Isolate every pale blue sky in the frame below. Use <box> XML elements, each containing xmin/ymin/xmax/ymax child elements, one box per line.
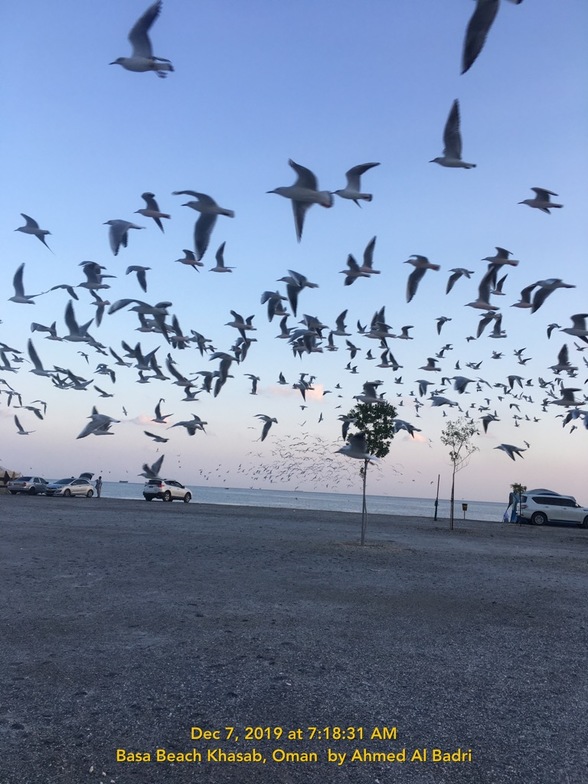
<box><xmin>1</xmin><ymin>1</ymin><xmax>587</xmax><ymax>502</ymax></box>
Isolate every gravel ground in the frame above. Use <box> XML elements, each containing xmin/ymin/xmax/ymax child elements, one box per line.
<box><xmin>1</xmin><ymin>495</ymin><xmax>587</xmax><ymax>784</ymax></box>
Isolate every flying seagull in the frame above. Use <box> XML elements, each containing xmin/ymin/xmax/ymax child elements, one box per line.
<box><xmin>336</xmin><ymin>432</ymin><xmax>378</xmax><ymax>462</ymax></box>
<box><xmin>430</xmin><ymin>99</ymin><xmax>476</xmax><ymax>168</ymax></box>
<box><xmin>139</xmin><ymin>454</ymin><xmax>165</xmax><ymax>479</ymax></box>
<box><xmin>9</xmin><ymin>264</ymin><xmax>38</xmax><ymax>304</ymax></box>
<box><xmin>404</xmin><ymin>256</ymin><xmax>441</xmax><ymax>303</ymax></box>
<box><xmin>15</xmin><ymin>214</ymin><xmax>52</xmax><ymax>251</ymax></box>
<box><xmin>135</xmin><ymin>192</ymin><xmax>170</xmax><ymax>230</ymax></box>
<box><xmin>174</xmin><ymin>191</ymin><xmax>235</xmax><ymax>261</ymax></box>
<box><xmin>210</xmin><ymin>242</ymin><xmax>234</xmax><ymax>272</ymax></box>
<box><xmin>104</xmin><ymin>220</ymin><xmax>145</xmax><ymax>256</ymax></box>
<box><xmin>519</xmin><ymin>188</ymin><xmax>563</xmax><ymax>214</ymax></box>
<box><xmin>494</xmin><ymin>443</ymin><xmax>526</xmax><ymax>461</ymax></box>
<box><xmin>332</xmin><ymin>162</ymin><xmax>380</xmax><ymax>206</ymax></box>
<box><xmin>110</xmin><ymin>1</ymin><xmax>174</xmax><ymax>78</ymax></box>
<box><xmin>14</xmin><ymin>414</ymin><xmax>35</xmax><ymax>436</ymax></box>
<box><xmin>255</xmin><ymin>414</ymin><xmax>278</xmax><ymax>442</ymax></box>
<box><xmin>268</xmin><ymin>159</ymin><xmax>333</xmax><ymax>241</ymax></box>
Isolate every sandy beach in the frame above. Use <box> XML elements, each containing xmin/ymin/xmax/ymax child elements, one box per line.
<box><xmin>1</xmin><ymin>495</ymin><xmax>587</xmax><ymax>783</ymax></box>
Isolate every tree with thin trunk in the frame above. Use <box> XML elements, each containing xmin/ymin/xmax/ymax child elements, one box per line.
<box><xmin>440</xmin><ymin>418</ymin><xmax>479</xmax><ymax>530</ymax></box>
<box><xmin>339</xmin><ymin>401</ymin><xmax>397</xmax><ymax>545</ymax></box>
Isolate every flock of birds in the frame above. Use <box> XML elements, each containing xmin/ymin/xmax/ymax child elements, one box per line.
<box><xmin>2</xmin><ymin>1</ymin><xmax>586</xmax><ymax>490</ymax></box>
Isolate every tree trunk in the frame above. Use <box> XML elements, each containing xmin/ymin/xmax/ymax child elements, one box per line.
<box><xmin>450</xmin><ymin>465</ymin><xmax>456</xmax><ymax>530</ymax></box>
<box><xmin>360</xmin><ymin>459</ymin><xmax>368</xmax><ymax>545</ymax></box>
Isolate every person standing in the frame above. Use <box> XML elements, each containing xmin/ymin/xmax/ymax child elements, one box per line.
<box><xmin>96</xmin><ymin>476</ymin><xmax>103</xmax><ymax>498</ymax></box>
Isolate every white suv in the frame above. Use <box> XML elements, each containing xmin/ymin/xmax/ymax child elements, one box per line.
<box><xmin>143</xmin><ymin>479</ymin><xmax>192</xmax><ymax>503</ymax></box>
<box><xmin>518</xmin><ymin>490</ymin><xmax>588</xmax><ymax>528</ymax></box>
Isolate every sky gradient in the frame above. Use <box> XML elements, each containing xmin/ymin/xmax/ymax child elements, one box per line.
<box><xmin>1</xmin><ymin>1</ymin><xmax>587</xmax><ymax>503</ymax></box>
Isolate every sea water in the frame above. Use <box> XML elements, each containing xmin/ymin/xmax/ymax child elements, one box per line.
<box><xmin>101</xmin><ymin>482</ymin><xmax>507</xmax><ymax>522</ymax></box>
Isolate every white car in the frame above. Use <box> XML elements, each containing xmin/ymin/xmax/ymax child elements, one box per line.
<box><xmin>518</xmin><ymin>490</ymin><xmax>588</xmax><ymax>527</ymax></box>
<box><xmin>143</xmin><ymin>479</ymin><xmax>192</xmax><ymax>503</ymax></box>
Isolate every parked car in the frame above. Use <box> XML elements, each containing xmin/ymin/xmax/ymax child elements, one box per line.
<box><xmin>518</xmin><ymin>490</ymin><xmax>588</xmax><ymax>527</ymax></box>
<box><xmin>45</xmin><ymin>477</ymin><xmax>95</xmax><ymax>498</ymax></box>
<box><xmin>7</xmin><ymin>476</ymin><xmax>49</xmax><ymax>495</ymax></box>
<box><xmin>143</xmin><ymin>479</ymin><xmax>192</xmax><ymax>503</ymax></box>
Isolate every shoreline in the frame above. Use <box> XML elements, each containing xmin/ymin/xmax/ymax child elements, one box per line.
<box><xmin>2</xmin><ymin>498</ymin><xmax>586</xmax><ymax>783</ymax></box>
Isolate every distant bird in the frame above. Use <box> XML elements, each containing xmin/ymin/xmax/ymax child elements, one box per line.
<box><xmin>14</xmin><ymin>414</ymin><xmax>34</xmax><ymax>435</ymax></box>
<box><xmin>446</xmin><ymin>268</ymin><xmax>474</xmax><ymax>294</ymax></box>
<box><xmin>482</xmin><ymin>246</ymin><xmax>519</xmax><ymax>267</ymax></box>
<box><xmin>461</xmin><ymin>0</ymin><xmax>524</xmax><ymax>76</ymax></box>
<box><xmin>209</xmin><ymin>242</ymin><xmax>234</xmax><ymax>272</ymax></box>
<box><xmin>104</xmin><ymin>220</ymin><xmax>145</xmax><ymax>256</ymax></box>
<box><xmin>110</xmin><ymin>1</ymin><xmax>174</xmax><ymax>78</ymax></box>
<box><xmin>549</xmin><ymin>388</ymin><xmax>582</xmax><ymax>407</ymax></box>
<box><xmin>340</xmin><ymin>254</ymin><xmax>370</xmax><ymax>286</ymax></box>
<box><xmin>531</xmin><ymin>279</ymin><xmax>575</xmax><ymax>313</ymax></box>
<box><xmin>430</xmin><ymin>99</ymin><xmax>476</xmax><ymax>168</ymax></box>
<box><xmin>15</xmin><ymin>214</ymin><xmax>52</xmax><ymax>251</ymax></box>
<box><xmin>135</xmin><ymin>192</ymin><xmax>170</xmax><ymax>230</ymax></box>
<box><xmin>436</xmin><ymin>316</ymin><xmax>452</xmax><ymax>334</ymax></box>
<box><xmin>561</xmin><ymin>314</ymin><xmax>588</xmax><ymax>342</ymax></box>
<box><xmin>268</xmin><ymin>159</ymin><xmax>333</xmax><ymax>241</ymax></box>
<box><xmin>169</xmin><ymin>415</ymin><xmax>207</xmax><ymax>436</ymax></box>
<box><xmin>277</xmin><ymin>270</ymin><xmax>319</xmax><ymax>317</ymax></box>
<box><xmin>9</xmin><ymin>264</ymin><xmax>38</xmax><ymax>304</ymax></box>
<box><xmin>332</xmin><ymin>162</ymin><xmax>380</xmax><ymax>206</ymax></box>
<box><xmin>175</xmin><ymin>249</ymin><xmax>204</xmax><ymax>270</ymax></box>
<box><xmin>466</xmin><ymin>268</ymin><xmax>500</xmax><ymax>311</ymax></box>
<box><xmin>260</xmin><ymin>291</ymin><xmax>288</xmax><ymax>322</ymax></box>
<box><xmin>404</xmin><ymin>256</ymin><xmax>440</xmax><ymax>302</ymax></box>
<box><xmin>519</xmin><ymin>187</ymin><xmax>563</xmax><ymax>214</ymax></box>
<box><xmin>255</xmin><ymin>414</ymin><xmax>278</xmax><ymax>442</ymax></box>
<box><xmin>27</xmin><ymin>340</ymin><xmax>53</xmax><ymax>377</ymax></box>
<box><xmin>152</xmin><ymin>398</ymin><xmax>173</xmax><ymax>423</ymax></box>
<box><xmin>144</xmin><ymin>430</ymin><xmax>169</xmax><ymax>443</ymax></box>
<box><xmin>175</xmin><ymin>191</ymin><xmax>235</xmax><ymax>261</ymax></box>
<box><xmin>495</xmin><ymin>443</ymin><xmax>526</xmax><ymax>461</ymax></box>
<box><xmin>126</xmin><ymin>265</ymin><xmax>151</xmax><ymax>292</ymax></box>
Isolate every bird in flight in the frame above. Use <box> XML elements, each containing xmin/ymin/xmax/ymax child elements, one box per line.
<box><xmin>111</xmin><ymin>1</ymin><xmax>174</xmax><ymax>78</ymax></box>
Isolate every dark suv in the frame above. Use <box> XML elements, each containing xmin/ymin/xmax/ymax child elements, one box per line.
<box><xmin>518</xmin><ymin>490</ymin><xmax>588</xmax><ymax>527</ymax></box>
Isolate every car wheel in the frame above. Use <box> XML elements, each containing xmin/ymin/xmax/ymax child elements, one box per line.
<box><xmin>183</xmin><ymin>493</ymin><xmax>191</xmax><ymax>503</ymax></box>
<box><xmin>86</xmin><ymin>489</ymin><xmax>94</xmax><ymax>498</ymax></box>
<box><xmin>144</xmin><ymin>496</ymin><xmax>153</xmax><ymax>501</ymax></box>
<box><xmin>531</xmin><ymin>512</ymin><xmax>547</xmax><ymax>526</ymax></box>
<box><xmin>28</xmin><ymin>487</ymin><xmax>37</xmax><ymax>495</ymax></box>
<box><xmin>582</xmin><ymin>516</ymin><xmax>588</xmax><ymax>529</ymax></box>
<box><xmin>9</xmin><ymin>491</ymin><xmax>17</xmax><ymax>495</ymax></box>
<box><xmin>63</xmin><ymin>489</ymin><xmax>72</xmax><ymax>497</ymax></box>
<box><xmin>163</xmin><ymin>491</ymin><xmax>172</xmax><ymax>502</ymax></box>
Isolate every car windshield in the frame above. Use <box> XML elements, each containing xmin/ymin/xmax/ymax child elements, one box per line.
<box><xmin>55</xmin><ymin>478</ymin><xmax>73</xmax><ymax>484</ymax></box>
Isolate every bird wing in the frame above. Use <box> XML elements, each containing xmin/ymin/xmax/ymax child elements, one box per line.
<box><xmin>194</xmin><ymin>213</ymin><xmax>216</xmax><ymax>260</ymax></box>
<box><xmin>12</xmin><ymin>264</ymin><xmax>25</xmax><ymax>296</ymax></box>
<box><xmin>443</xmin><ymin>99</ymin><xmax>463</xmax><ymax>159</ymax></box>
<box><xmin>345</xmin><ymin>162</ymin><xmax>380</xmax><ymax>189</ymax></box>
<box><xmin>291</xmin><ymin>200</ymin><xmax>312</xmax><ymax>242</ymax></box>
<box><xmin>461</xmin><ymin>0</ymin><xmax>500</xmax><ymax>75</ymax></box>
<box><xmin>128</xmin><ymin>0</ymin><xmax>160</xmax><ymax>58</ymax></box>
<box><xmin>288</xmin><ymin>159</ymin><xmax>318</xmax><ymax>190</ymax></box>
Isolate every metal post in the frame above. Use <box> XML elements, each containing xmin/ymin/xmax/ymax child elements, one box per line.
<box><xmin>433</xmin><ymin>473</ymin><xmax>440</xmax><ymax>521</ymax></box>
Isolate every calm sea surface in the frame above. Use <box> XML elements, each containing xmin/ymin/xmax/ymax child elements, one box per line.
<box><xmin>101</xmin><ymin>482</ymin><xmax>507</xmax><ymax>522</ymax></box>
